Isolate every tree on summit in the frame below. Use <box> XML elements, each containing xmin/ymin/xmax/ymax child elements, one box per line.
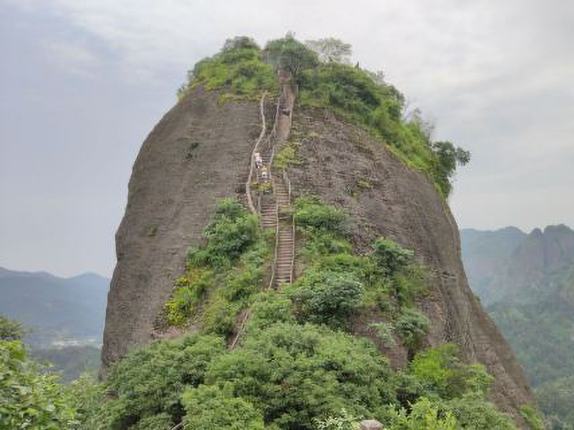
<box><xmin>431</xmin><ymin>140</ymin><xmax>471</xmax><ymax>197</ymax></box>
<box><xmin>264</xmin><ymin>33</ymin><xmax>319</xmax><ymax>78</ymax></box>
<box><xmin>306</xmin><ymin>37</ymin><xmax>353</xmax><ymax>64</ymax></box>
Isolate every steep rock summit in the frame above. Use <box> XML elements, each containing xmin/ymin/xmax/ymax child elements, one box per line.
<box><xmin>101</xmin><ymin>87</ymin><xmax>265</xmax><ymax>373</ymax></box>
<box><xmin>102</xmin><ymin>85</ymin><xmax>533</xmax><ymax>422</ymax></box>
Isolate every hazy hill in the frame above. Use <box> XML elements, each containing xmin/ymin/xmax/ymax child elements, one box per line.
<box><xmin>461</xmin><ymin>224</ymin><xmax>574</xmax><ymax>304</ymax></box>
<box><xmin>461</xmin><ymin>225</ymin><xmax>574</xmax><ymax>429</ymax></box>
<box><xmin>0</xmin><ymin>267</ymin><xmax>109</xmax><ymax>346</ymax></box>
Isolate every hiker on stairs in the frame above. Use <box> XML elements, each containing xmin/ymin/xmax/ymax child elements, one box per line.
<box><xmin>254</xmin><ymin>152</ymin><xmax>263</xmax><ymax>169</ymax></box>
<box><xmin>260</xmin><ymin>166</ymin><xmax>270</xmax><ymax>182</ymax></box>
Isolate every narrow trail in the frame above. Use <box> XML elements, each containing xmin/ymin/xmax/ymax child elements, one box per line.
<box><xmin>230</xmin><ymin>72</ymin><xmax>296</xmax><ymax>349</ymax></box>
<box><xmin>266</xmin><ymin>71</ymin><xmax>296</xmax><ymax>289</ymax></box>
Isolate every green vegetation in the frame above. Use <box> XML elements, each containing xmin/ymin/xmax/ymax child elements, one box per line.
<box><xmin>305</xmin><ymin>38</ymin><xmax>353</xmax><ymax>64</ymax></box>
<box><xmin>165</xmin><ymin>199</ymin><xmax>269</xmax><ymax>335</ymax></box>
<box><xmin>179</xmin><ymin>34</ymin><xmax>469</xmax><ymax>196</ymax></box>
<box><xmin>0</xmin><ymin>315</ymin><xmax>25</xmax><ymax>341</ymax></box>
<box><xmin>30</xmin><ymin>345</ymin><xmax>101</xmax><ymax>383</ymax></box>
<box><xmin>410</xmin><ymin>344</ymin><xmax>493</xmax><ymax>399</ymax></box>
<box><xmin>387</xmin><ymin>398</ymin><xmax>458</xmax><ymax>430</ymax></box>
<box><xmin>177</xmin><ymin>36</ymin><xmax>278</xmax><ymax>100</ymax></box>
<box><xmin>0</xmin><ymin>316</ymin><xmax>93</xmax><ymax>430</ymax></box>
<box><xmin>0</xmin><ymin>201</ymin><xmax>536</xmax><ymax>429</ymax></box>
<box><xmin>182</xmin><ymin>385</ymin><xmax>265</xmax><ymax>430</ymax></box>
<box><xmin>297</xmin><ymin>63</ymin><xmax>469</xmax><ymax>196</ymax></box>
<box><xmin>315</xmin><ymin>409</ymin><xmax>359</xmax><ymax>430</ymax></box>
<box><xmin>536</xmin><ymin>376</ymin><xmax>574</xmax><ymax>430</ymax></box>
<box><xmin>273</xmin><ymin>140</ymin><xmax>302</xmax><ymax>170</ymax></box>
<box><xmin>490</xmin><ymin>297</ymin><xmax>574</xmax><ymax>430</ymax></box>
<box><xmin>264</xmin><ymin>33</ymin><xmax>319</xmax><ymax>77</ymax></box>
<box><xmin>292</xmin><ymin>197</ymin><xmax>429</xmax><ymax>333</ymax></box>
<box><xmin>395</xmin><ymin>308</ymin><xmax>431</xmax><ymax>354</ymax></box>
<box><xmin>291</xmin><ymin>271</ymin><xmax>365</xmax><ymax>328</ymax></box>
<box><xmin>462</xmin><ymin>226</ymin><xmax>574</xmax><ymax>429</ymax></box>
<box><xmin>520</xmin><ymin>405</ymin><xmax>545</xmax><ymax>430</ymax></box>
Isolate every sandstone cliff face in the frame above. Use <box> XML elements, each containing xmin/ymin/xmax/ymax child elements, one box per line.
<box><xmin>287</xmin><ymin>109</ymin><xmax>533</xmax><ymax>421</ymax></box>
<box><xmin>101</xmin><ymin>87</ymin><xmax>267</xmax><ymax>373</ymax></box>
<box><xmin>102</xmin><ymin>86</ymin><xmax>532</xmax><ymax>422</ymax></box>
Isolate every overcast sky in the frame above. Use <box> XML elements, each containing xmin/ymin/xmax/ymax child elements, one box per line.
<box><xmin>1</xmin><ymin>0</ymin><xmax>573</xmax><ymax>277</ymax></box>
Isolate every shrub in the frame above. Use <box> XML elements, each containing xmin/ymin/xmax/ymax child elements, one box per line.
<box><xmin>274</xmin><ymin>141</ymin><xmax>301</xmax><ymax>170</ymax></box>
<box><xmin>166</xmin><ymin>199</ymin><xmax>269</xmax><ymax>329</ymax></box>
<box><xmin>315</xmin><ymin>409</ymin><xmax>360</xmax><ymax>430</ymax></box>
<box><xmin>372</xmin><ymin>238</ymin><xmax>414</xmax><ymax>276</ymax></box>
<box><xmin>104</xmin><ymin>335</ymin><xmax>225</xmax><ymax>429</ymax></box>
<box><xmin>520</xmin><ymin>405</ymin><xmax>545</xmax><ymax>430</ymax></box>
<box><xmin>395</xmin><ymin>308</ymin><xmax>430</xmax><ymax>353</ymax></box>
<box><xmin>182</xmin><ymin>385</ymin><xmax>265</xmax><ymax>430</ymax></box>
<box><xmin>180</xmin><ymin>36</ymin><xmax>277</xmax><ymax>98</ymax></box>
<box><xmin>190</xmin><ymin>200</ymin><xmax>259</xmax><ymax>267</ymax></box>
<box><xmin>430</xmin><ymin>141</ymin><xmax>471</xmax><ymax>197</ymax></box>
<box><xmin>410</xmin><ymin>344</ymin><xmax>493</xmax><ymax>399</ymax></box>
<box><xmin>393</xmin><ymin>265</ymin><xmax>429</xmax><ymax>306</ymax></box>
<box><xmin>388</xmin><ymin>397</ymin><xmax>459</xmax><ymax>430</ymax></box>
<box><xmin>299</xmin><ymin>229</ymin><xmax>353</xmax><ymax>261</ymax></box>
<box><xmin>205</xmin><ymin>323</ymin><xmax>396</xmax><ymax>429</ymax></box>
<box><xmin>294</xmin><ymin>197</ymin><xmax>348</xmax><ymax>234</ymax></box>
<box><xmin>67</xmin><ymin>374</ymin><xmax>107</xmax><ymax>430</ymax></box>
<box><xmin>245</xmin><ymin>291</ymin><xmax>296</xmax><ymax>332</ymax></box>
<box><xmin>369</xmin><ymin>321</ymin><xmax>396</xmax><ymax>347</ymax></box>
<box><xmin>438</xmin><ymin>394</ymin><xmax>517</xmax><ymax>430</ymax></box>
<box><xmin>291</xmin><ymin>271</ymin><xmax>365</xmax><ymax>328</ymax></box>
<box><xmin>0</xmin><ymin>316</ymin><xmax>25</xmax><ymax>341</ymax></box>
<box><xmin>201</xmin><ymin>298</ymin><xmax>238</xmax><ymax>337</ymax></box>
<box><xmin>131</xmin><ymin>413</ymin><xmax>174</xmax><ymax>430</ymax></box>
<box><xmin>0</xmin><ymin>340</ymin><xmax>78</xmax><ymax>430</ymax></box>
<box><xmin>166</xmin><ymin>270</ymin><xmax>213</xmax><ymax>326</ymax></box>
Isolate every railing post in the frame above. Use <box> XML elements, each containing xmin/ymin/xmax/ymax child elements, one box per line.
<box><xmin>359</xmin><ymin>420</ymin><xmax>383</xmax><ymax>430</ymax></box>
<box><xmin>245</xmin><ymin>92</ymin><xmax>267</xmax><ymax>216</ymax></box>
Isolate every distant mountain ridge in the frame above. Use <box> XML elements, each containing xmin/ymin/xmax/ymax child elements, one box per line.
<box><xmin>461</xmin><ymin>225</ymin><xmax>574</xmax><ymax>429</ymax></box>
<box><xmin>0</xmin><ymin>267</ymin><xmax>109</xmax><ymax>346</ymax></box>
<box><xmin>461</xmin><ymin>224</ymin><xmax>574</xmax><ymax>304</ymax></box>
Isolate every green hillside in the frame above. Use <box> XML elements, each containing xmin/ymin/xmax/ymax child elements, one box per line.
<box><xmin>461</xmin><ymin>225</ymin><xmax>574</xmax><ymax>430</ymax></box>
<box><xmin>0</xmin><ymin>268</ymin><xmax>109</xmax><ymax>346</ymax></box>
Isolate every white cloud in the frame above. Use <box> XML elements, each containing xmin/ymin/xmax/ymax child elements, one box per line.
<box><xmin>4</xmin><ymin>0</ymin><xmax>574</xmax><ymax>231</ymax></box>
<box><xmin>42</xmin><ymin>39</ymin><xmax>101</xmax><ymax>77</ymax></box>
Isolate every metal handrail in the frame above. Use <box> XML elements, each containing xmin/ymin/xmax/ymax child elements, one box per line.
<box><xmin>259</xmin><ymin>89</ymin><xmax>282</xmax><ymax>153</ymax></box>
<box><xmin>245</xmin><ymin>92</ymin><xmax>267</xmax><ymax>216</ymax></box>
<box><xmin>267</xmin><ymin>144</ymin><xmax>280</xmax><ymax>290</ymax></box>
<box><xmin>282</xmin><ymin>170</ymin><xmax>295</xmax><ymax>284</ymax></box>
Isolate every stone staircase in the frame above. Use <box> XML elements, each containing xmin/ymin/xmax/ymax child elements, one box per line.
<box><xmin>231</xmin><ymin>76</ymin><xmax>295</xmax><ymax>350</ymax></box>
<box><xmin>273</xmin><ymin>178</ymin><xmax>294</xmax><ymax>287</ymax></box>
<box><xmin>256</xmin><ymin>147</ymin><xmax>294</xmax><ymax>288</ymax></box>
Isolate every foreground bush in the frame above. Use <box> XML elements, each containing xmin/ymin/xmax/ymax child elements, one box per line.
<box><xmin>0</xmin><ymin>340</ymin><xmax>77</xmax><ymax>430</ymax></box>
<box><xmin>104</xmin><ymin>335</ymin><xmax>226</xmax><ymax>429</ymax></box>
<box><xmin>182</xmin><ymin>385</ymin><xmax>265</xmax><ymax>430</ymax></box>
<box><xmin>205</xmin><ymin>322</ymin><xmax>396</xmax><ymax>430</ymax></box>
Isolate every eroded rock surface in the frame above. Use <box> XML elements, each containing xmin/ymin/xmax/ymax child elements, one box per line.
<box><xmin>101</xmin><ymin>87</ymin><xmax>264</xmax><ymax>373</ymax></box>
<box><xmin>102</xmin><ymin>88</ymin><xmax>533</xmax><ymax>425</ymax></box>
<box><xmin>288</xmin><ymin>108</ymin><xmax>533</xmax><ymax>422</ymax></box>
